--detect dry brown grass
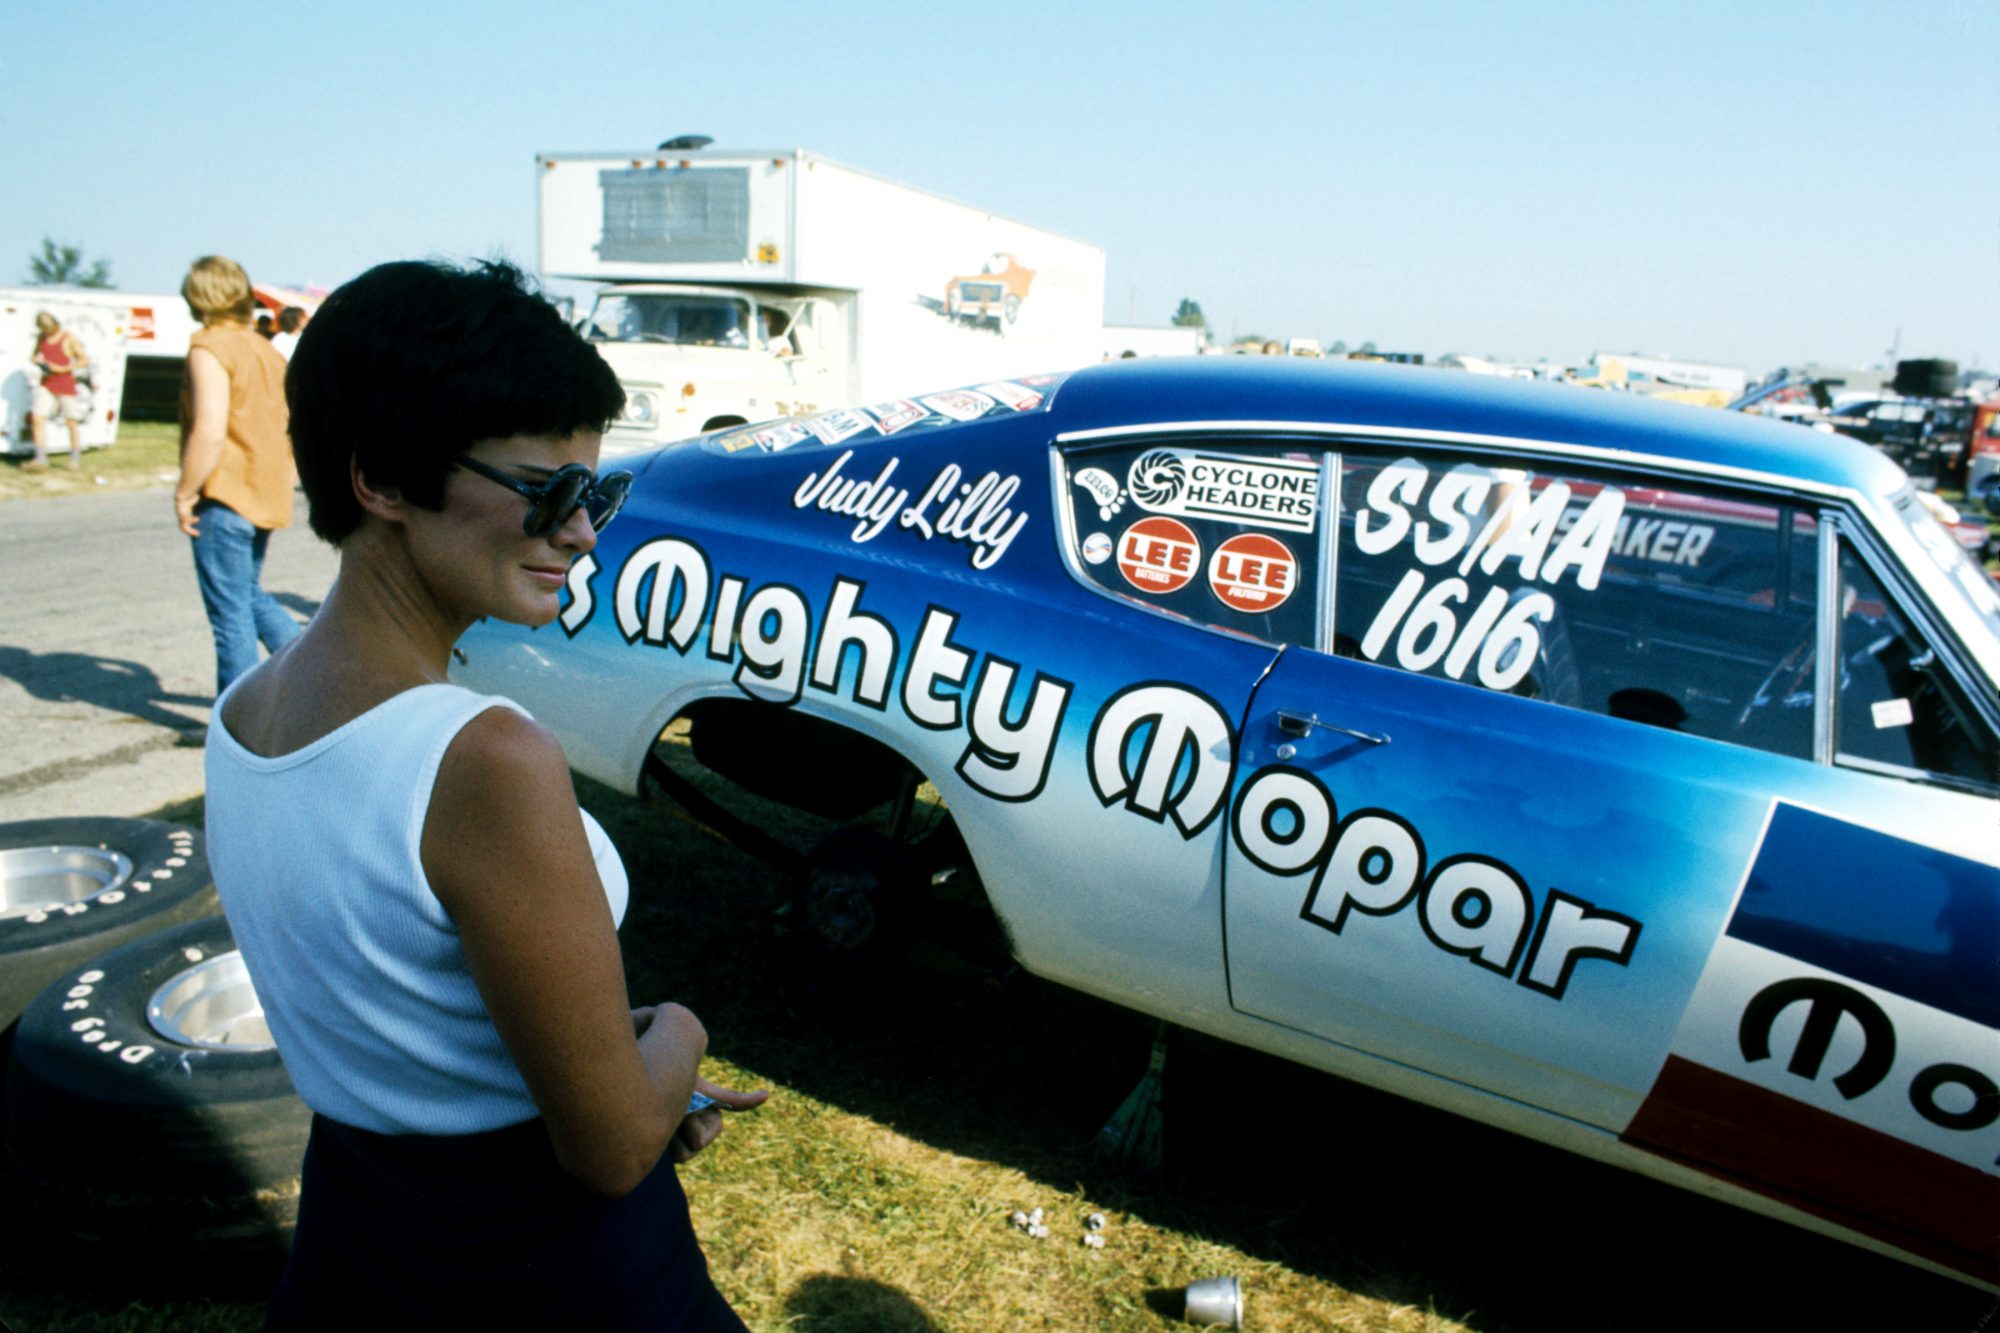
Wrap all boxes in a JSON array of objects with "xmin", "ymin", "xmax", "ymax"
[{"xmin": 0, "ymin": 421, "xmax": 183, "ymax": 502}]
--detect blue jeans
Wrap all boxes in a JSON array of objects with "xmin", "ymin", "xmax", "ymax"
[{"xmin": 190, "ymin": 499, "xmax": 302, "ymax": 694}]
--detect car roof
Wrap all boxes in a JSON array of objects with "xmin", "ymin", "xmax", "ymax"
[{"xmin": 1045, "ymin": 357, "xmax": 1907, "ymax": 498}]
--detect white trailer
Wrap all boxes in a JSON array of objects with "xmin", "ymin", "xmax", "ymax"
[
  {"xmin": 1102, "ymin": 324, "xmax": 1205, "ymax": 359},
  {"xmin": 0, "ymin": 288, "xmax": 152, "ymax": 455},
  {"xmin": 539, "ymin": 146, "xmax": 1106, "ymax": 450}
]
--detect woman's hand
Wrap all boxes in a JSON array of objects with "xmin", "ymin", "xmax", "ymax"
[
  {"xmin": 670, "ymin": 1074, "xmax": 770, "ymax": 1163},
  {"xmin": 175, "ymin": 490, "xmax": 202, "ymax": 538},
  {"xmin": 632, "ymin": 1007, "xmax": 769, "ymax": 1162}
]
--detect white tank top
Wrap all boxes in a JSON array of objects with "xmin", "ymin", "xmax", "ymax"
[{"xmin": 205, "ymin": 682, "xmax": 628, "ymax": 1135}]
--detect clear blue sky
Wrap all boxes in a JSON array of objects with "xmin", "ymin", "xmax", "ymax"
[{"xmin": 6, "ymin": 1, "xmax": 1993, "ymax": 374}]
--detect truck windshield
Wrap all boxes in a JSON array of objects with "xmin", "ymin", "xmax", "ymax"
[{"xmin": 584, "ymin": 293, "xmax": 754, "ymax": 348}]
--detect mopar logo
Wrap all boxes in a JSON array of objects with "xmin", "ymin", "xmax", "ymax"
[
  {"xmin": 1739, "ymin": 976, "xmax": 1895, "ymax": 1099},
  {"xmin": 1738, "ymin": 976, "xmax": 2000, "ymax": 1133}
]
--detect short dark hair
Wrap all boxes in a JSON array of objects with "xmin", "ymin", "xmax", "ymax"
[
  {"xmin": 287, "ymin": 259, "xmax": 624, "ymax": 544},
  {"xmin": 277, "ymin": 305, "xmax": 307, "ymax": 334}
]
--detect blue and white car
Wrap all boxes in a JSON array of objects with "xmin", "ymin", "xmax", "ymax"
[{"xmin": 455, "ymin": 358, "xmax": 2000, "ymax": 1287}]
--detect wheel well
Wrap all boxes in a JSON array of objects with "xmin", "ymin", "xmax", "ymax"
[
  {"xmin": 677, "ymin": 699, "xmax": 914, "ymax": 822},
  {"xmin": 701, "ymin": 414, "xmax": 749, "ymax": 432}
]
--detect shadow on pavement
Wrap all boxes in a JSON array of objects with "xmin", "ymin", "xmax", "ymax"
[
  {"xmin": 0, "ymin": 645, "xmax": 210, "ymax": 731},
  {"xmin": 272, "ymin": 591, "xmax": 322, "ymax": 623}
]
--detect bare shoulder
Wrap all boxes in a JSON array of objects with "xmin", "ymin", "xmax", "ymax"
[
  {"xmin": 433, "ymin": 704, "xmax": 575, "ymax": 813},
  {"xmin": 424, "ymin": 704, "xmax": 592, "ymax": 913}
]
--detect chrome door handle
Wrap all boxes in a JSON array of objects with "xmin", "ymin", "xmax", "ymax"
[{"xmin": 1275, "ymin": 710, "xmax": 1389, "ymax": 746}]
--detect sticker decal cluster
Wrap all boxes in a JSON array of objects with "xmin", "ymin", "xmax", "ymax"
[
  {"xmin": 709, "ymin": 375, "xmax": 1063, "ymax": 456},
  {"xmin": 1071, "ymin": 450, "xmax": 1322, "ymax": 626},
  {"xmin": 918, "ymin": 389, "xmax": 995, "ymax": 422}
]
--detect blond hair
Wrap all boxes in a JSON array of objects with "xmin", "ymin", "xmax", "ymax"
[{"xmin": 182, "ymin": 254, "xmax": 256, "ymax": 324}]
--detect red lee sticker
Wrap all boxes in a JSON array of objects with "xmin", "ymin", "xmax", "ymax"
[
  {"xmin": 1118, "ymin": 517, "xmax": 1200, "ymax": 594},
  {"xmin": 1208, "ymin": 532, "xmax": 1296, "ymax": 612}
]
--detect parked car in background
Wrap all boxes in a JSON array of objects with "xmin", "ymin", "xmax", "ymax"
[
  {"xmin": 455, "ymin": 358, "xmax": 1999, "ymax": 1289},
  {"xmin": 1827, "ymin": 395, "xmax": 1976, "ymax": 489},
  {"xmin": 1736, "ymin": 360, "xmax": 1983, "ymax": 491}
]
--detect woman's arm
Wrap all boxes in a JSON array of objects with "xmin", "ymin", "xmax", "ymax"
[
  {"xmin": 175, "ymin": 346, "xmax": 229, "ymax": 537},
  {"xmin": 424, "ymin": 707, "xmax": 732, "ymax": 1197}
]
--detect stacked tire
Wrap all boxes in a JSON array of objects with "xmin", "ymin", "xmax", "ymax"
[
  {"xmin": 1893, "ymin": 358, "xmax": 1959, "ymax": 400},
  {"xmin": 0, "ymin": 820, "xmax": 310, "ymax": 1257},
  {"xmin": 0, "ymin": 818, "xmax": 220, "ymax": 1029}
]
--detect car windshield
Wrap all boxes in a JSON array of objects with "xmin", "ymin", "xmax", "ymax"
[
  {"xmin": 1891, "ymin": 489, "xmax": 2000, "ymax": 651},
  {"xmin": 583, "ymin": 293, "xmax": 754, "ymax": 348}
]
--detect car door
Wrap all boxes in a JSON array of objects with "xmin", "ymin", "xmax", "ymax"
[{"xmin": 1219, "ymin": 442, "xmax": 2000, "ymax": 1274}]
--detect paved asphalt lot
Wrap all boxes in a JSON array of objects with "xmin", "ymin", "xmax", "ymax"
[{"xmin": 0, "ymin": 488, "xmax": 339, "ymax": 824}]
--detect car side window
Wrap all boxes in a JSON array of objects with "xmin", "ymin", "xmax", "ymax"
[
  {"xmin": 1834, "ymin": 540, "xmax": 2000, "ymax": 788},
  {"xmin": 1060, "ymin": 438, "xmax": 1323, "ymax": 647},
  {"xmin": 1332, "ymin": 450, "xmax": 1821, "ymax": 759}
]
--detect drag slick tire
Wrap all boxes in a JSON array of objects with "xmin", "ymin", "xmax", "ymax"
[
  {"xmin": 0, "ymin": 817, "xmax": 218, "ymax": 1029},
  {"xmin": 3, "ymin": 914, "xmax": 309, "ymax": 1252}
]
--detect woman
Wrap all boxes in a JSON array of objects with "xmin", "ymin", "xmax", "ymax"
[
  {"xmin": 175, "ymin": 255, "xmax": 303, "ymax": 697},
  {"xmin": 27, "ymin": 310, "xmax": 89, "ymax": 471},
  {"xmin": 205, "ymin": 259, "xmax": 763, "ymax": 1329}
]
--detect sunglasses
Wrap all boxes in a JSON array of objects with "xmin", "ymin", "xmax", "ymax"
[{"xmin": 454, "ymin": 456, "xmax": 634, "ymax": 538}]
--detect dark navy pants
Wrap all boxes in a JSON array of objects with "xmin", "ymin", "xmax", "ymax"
[{"xmin": 264, "ymin": 1114, "xmax": 747, "ymax": 1331}]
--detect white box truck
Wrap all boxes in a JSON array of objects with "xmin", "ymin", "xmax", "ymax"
[{"xmin": 539, "ymin": 145, "xmax": 1106, "ymax": 450}]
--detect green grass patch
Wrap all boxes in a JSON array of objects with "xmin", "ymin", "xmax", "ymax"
[{"xmin": 0, "ymin": 420, "xmax": 183, "ymax": 502}]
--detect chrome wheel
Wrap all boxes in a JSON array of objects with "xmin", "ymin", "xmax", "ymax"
[
  {"xmin": 0, "ymin": 844, "xmax": 134, "ymax": 921},
  {"xmin": 147, "ymin": 950, "xmax": 275, "ymax": 1051}
]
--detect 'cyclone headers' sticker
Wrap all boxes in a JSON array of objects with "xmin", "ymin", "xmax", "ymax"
[
  {"xmin": 1119, "ymin": 517, "xmax": 1199, "ymax": 594},
  {"xmin": 1127, "ymin": 448, "xmax": 1318, "ymax": 533},
  {"xmin": 1209, "ymin": 533, "xmax": 1296, "ymax": 613}
]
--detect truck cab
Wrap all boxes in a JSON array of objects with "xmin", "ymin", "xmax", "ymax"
[{"xmin": 580, "ymin": 283, "xmax": 838, "ymax": 451}]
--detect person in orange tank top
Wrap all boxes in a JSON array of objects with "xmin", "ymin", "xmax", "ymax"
[{"xmin": 174, "ymin": 255, "xmax": 304, "ymax": 709}]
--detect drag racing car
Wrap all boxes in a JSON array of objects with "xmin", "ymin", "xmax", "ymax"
[{"xmin": 453, "ymin": 357, "xmax": 2000, "ymax": 1287}]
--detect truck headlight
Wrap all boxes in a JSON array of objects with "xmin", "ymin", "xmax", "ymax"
[{"xmin": 624, "ymin": 391, "xmax": 657, "ymax": 425}]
